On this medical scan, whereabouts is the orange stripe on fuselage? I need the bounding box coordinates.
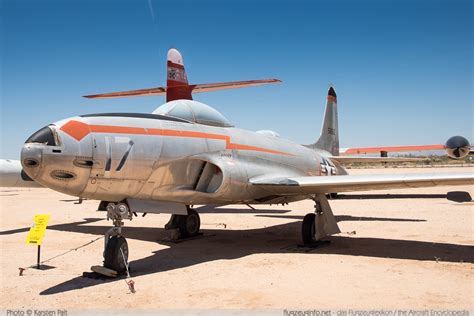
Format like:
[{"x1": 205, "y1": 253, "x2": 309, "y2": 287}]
[
  {"x1": 90, "y1": 125, "x2": 147, "y2": 135},
  {"x1": 61, "y1": 120, "x2": 293, "y2": 156}
]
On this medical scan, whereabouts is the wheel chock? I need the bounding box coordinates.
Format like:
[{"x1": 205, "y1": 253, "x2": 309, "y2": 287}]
[{"x1": 91, "y1": 265, "x2": 118, "y2": 278}]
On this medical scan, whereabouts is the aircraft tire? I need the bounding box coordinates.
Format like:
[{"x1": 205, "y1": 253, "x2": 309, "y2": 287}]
[
  {"x1": 104, "y1": 236, "x2": 129, "y2": 274},
  {"x1": 179, "y1": 209, "x2": 201, "y2": 237},
  {"x1": 302, "y1": 213, "x2": 316, "y2": 245}
]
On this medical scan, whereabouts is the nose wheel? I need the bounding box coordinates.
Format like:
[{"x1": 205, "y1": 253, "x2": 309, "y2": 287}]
[
  {"x1": 102, "y1": 202, "x2": 133, "y2": 274},
  {"x1": 104, "y1": 235, "x2": 129, "y2": 273}
]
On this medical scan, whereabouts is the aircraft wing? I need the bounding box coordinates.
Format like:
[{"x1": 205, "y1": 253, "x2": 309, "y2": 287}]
[
  {"x1": 0, "y1": 159, "x2": 42, "y2": 188},
  {"x1": 340, "y1": 144, "x2": 445, "y2": 155},
  {"x1": 83, "y1": 79, "x2": 281, "y2": 99},
  {"x1": 330, "y1": 156, "x2": 425, "y2": 164},
  {"x1": 250, "y1": 172, "x2": 474, "y2": 194}
]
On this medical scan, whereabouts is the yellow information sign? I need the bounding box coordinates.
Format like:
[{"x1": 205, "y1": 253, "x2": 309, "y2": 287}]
[{"x1": 26, "y1": 214, "x2": 50, "y2": 245}]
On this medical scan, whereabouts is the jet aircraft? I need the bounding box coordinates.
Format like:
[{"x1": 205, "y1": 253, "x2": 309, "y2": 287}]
[{"x1": 20, "y1": 48, "x2": 473, "y2": 273}]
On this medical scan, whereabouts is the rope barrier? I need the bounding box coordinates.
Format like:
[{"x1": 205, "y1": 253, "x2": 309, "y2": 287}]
[{"x1": 19, "y1": 236, "x2": 103, "y2": 275}]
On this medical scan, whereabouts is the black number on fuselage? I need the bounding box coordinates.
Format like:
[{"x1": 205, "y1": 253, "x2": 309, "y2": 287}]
[{"x1": 116, "y1": 140, "x2": 134, "y2": 171}]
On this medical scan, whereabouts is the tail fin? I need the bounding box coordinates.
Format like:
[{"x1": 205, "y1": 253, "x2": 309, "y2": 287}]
[
  {"x1": 166, "y1": 48, "x2": 193, "y2": 102},
  {"x1": 308, "y1": 86, "x2": 339, "y2": 156}
]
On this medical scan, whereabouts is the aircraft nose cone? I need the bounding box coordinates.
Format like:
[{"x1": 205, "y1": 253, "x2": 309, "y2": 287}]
[
  {"x1": 19, "y1": 120, "x2": 94, "y2": 196},
  {"x1": 21, "y1": 145, "x2": 43, "y2": 180}
]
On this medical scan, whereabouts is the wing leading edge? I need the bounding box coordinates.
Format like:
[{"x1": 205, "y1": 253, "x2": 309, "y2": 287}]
[
  {"x1": 83, "y1": 79, "x2": 281, "y2": 99},
  {"x1": 250, "y1": 172, "x2": 474, "y2": 194},
  {"x1": 340, "y1": 144, "x2": 445, "y2": 155},
  {"x1": 330, "y1": 156, "x2": 425, "y2": 164}
]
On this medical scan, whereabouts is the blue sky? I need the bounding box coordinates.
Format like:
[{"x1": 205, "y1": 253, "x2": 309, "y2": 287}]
[{"x1": 1, "y1": 0, "x2": 472, "y2": 159}]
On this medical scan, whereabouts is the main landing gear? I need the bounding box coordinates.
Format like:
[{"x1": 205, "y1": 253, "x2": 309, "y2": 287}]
[
  {"x1": 103, "y1": 202, "x2": 133, "y2": 274},
  {"x1": 301, "y1": 194, "x2": 341, "y2": 245},
  {"x1": 302, "y1": 213, "x2": 317, "y2": 244},
  {"x1": 164, "y1": 206, "x2": 201, "y2": 239}
]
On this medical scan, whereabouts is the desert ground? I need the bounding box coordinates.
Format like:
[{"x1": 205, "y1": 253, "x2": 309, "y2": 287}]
[{"x1": 0, "y1": 167, "x2": 473, "y2": 311}]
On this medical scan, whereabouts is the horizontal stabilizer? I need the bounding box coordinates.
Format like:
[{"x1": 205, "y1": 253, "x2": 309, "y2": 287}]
[
  {"x1": 190, "y1": 79, "x2": 282, "y2": 93},
  {"x1": 83, "y1": 79, "x2": 281, "y2": 99},
  {"x1": 84, "y1": 87, "x2": 166, "y2": 99}
]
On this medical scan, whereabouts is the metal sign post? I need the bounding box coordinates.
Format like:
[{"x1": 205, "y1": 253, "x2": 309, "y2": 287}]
[{"x1": 37, "y1": 245, "x2": 41, "y2": 269}]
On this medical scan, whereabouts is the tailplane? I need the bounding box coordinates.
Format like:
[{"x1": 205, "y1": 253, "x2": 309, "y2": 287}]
[
  {"x1": 308, "y1": 86, "x2": 340, "y2": 156},
  {"x1": 83, "y1": 48, "x2": 281, "y2": 101}
]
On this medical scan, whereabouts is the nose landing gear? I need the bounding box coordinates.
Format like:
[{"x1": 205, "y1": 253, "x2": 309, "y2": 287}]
[
  {"x1": 103, "y1": 202, "x2": 133, "y2": 274},
  {"x1": 104, "y1": 235, "x2": 129, "y2": 273}
]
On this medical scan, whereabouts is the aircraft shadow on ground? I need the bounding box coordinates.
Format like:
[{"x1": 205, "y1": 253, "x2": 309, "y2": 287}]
[
  {"x1": 256, "y1": 214, "x2": 427, "y2": 222},
  {"x1": 335, "y1": 191, "x2": 472, "y2": 203},
  {"x1": 196, "y1": 205, "x2": 291, "y2": 214},
  {"x1": 27, "y1": 210, "x2": 473, "y2": 296}
]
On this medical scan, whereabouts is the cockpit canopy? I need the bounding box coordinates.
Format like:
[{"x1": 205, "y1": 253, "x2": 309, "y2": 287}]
[
  {"x1": 152, "y1": 100, "x2": 233, "y2": 127},
  {"x1": 25, "y1": 125, "x2": 60, "y2": 146}
]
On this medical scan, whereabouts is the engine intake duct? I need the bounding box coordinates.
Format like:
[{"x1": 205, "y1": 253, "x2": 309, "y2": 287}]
[{"x1": 193, "y1": 161, "x2": 223, "y2": 193}]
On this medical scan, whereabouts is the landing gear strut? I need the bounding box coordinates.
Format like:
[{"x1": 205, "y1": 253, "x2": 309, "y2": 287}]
[
  {"x1": 103, "y1": 202, "x2": 132, "y2": 274},
  {"x1": 301, "y1": 194, "x2": 341, "y2": 245},
  {"x1": 165, "y1": 206, "x2": 201, "y2": 239}
]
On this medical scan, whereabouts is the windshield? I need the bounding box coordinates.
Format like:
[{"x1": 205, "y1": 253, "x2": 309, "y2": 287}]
[{"x1": 25, "y1": 126, "x2": 57, "y2": 146}]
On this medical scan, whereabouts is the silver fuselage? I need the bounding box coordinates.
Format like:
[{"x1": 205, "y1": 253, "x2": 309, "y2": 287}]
[{"x1": 21, "y1": 113, "x2": 342, "y2": 205}]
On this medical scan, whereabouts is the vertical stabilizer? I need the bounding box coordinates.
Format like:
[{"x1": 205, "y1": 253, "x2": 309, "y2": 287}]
[
  {"x1": 308, "y1": 86, "x2": 339, "y2": 156},
  {"x1": 166, "y1": 48, "x2": 193, "y2": 102}
]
